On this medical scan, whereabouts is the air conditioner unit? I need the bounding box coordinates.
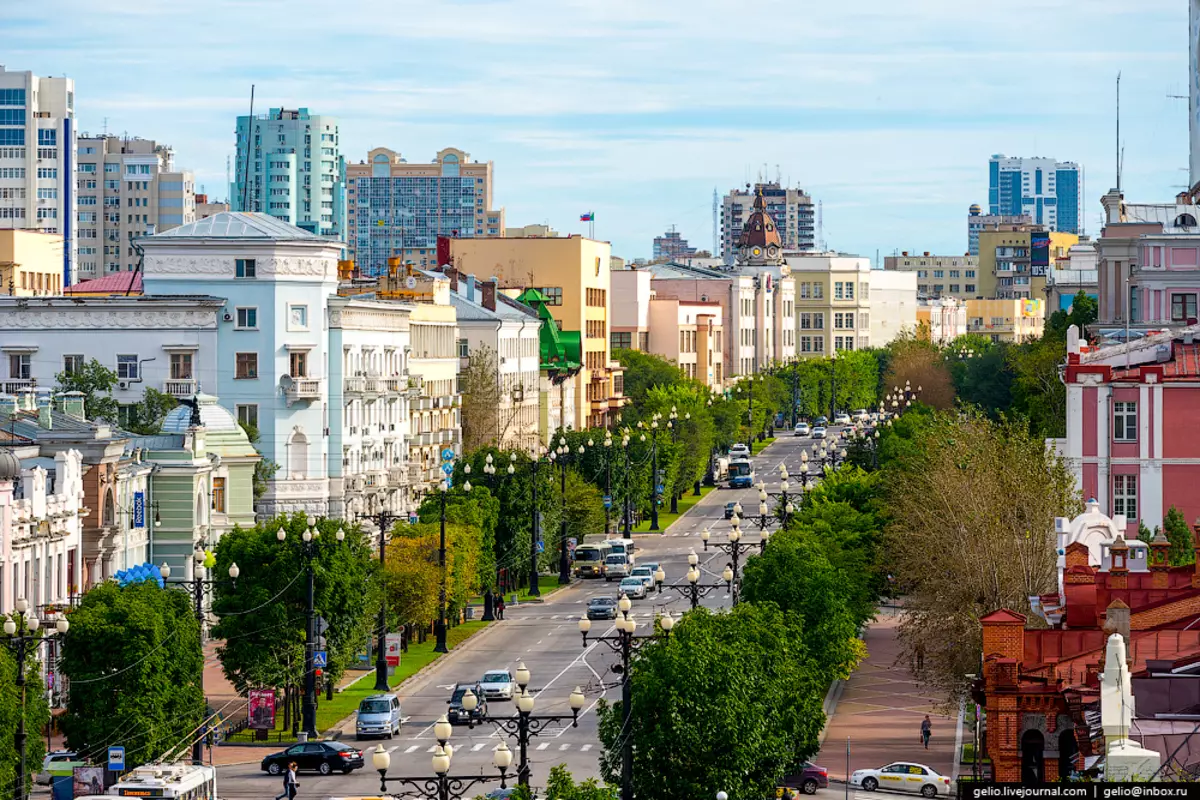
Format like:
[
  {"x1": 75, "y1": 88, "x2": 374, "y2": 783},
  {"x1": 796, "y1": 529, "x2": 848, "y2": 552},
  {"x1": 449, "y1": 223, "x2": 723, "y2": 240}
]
[
  {"x1": 118, "y1": 381, "x2": 127, "y2": 390},
  {"x1": 223, "y1": 313, "x2": 233, "y2": 322}
]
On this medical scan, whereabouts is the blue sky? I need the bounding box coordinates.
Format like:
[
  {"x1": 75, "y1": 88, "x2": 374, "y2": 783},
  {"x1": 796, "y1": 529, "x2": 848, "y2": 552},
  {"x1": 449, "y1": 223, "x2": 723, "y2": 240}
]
[{"x1": 1, "y1": 0, "x2": 1189, "y2": 261}]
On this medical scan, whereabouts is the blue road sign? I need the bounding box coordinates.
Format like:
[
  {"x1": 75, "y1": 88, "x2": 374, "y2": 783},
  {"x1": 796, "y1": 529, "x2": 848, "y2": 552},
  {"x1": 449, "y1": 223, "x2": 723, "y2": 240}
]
[
  {"x1": 602, "y1": 494, "x2": 612, "y2": 509},
  {"x1": 441, "y1": 462, "x2": 454, "y2": 476},
  {"x1": 107, "y1": 747, "x2": 125, "y2": 771},
  {"x1": 536, "y1": 540, "x2": 545, "y2": 553},
  {"x1": 313, "y1": 651, "x2": 328, "y2": 668},
  {"x1": 440, "y1": 448, "x2": 455, "y2": 462}
]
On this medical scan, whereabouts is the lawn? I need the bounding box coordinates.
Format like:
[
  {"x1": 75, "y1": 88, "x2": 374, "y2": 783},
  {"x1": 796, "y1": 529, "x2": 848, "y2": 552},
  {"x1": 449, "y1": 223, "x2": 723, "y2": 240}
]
[
  {"x1": 223, "y1": 621, "x2": 490, "y2": 743},
  {"x1": 749, "y1": 436, "x2": 776, "y2": 455},
  {"x1": 473, "y1": 575, "x2": 566, "y2": 606},
  {"x1": 633, "y1": 485, "x2": 716, "y2": 533}
]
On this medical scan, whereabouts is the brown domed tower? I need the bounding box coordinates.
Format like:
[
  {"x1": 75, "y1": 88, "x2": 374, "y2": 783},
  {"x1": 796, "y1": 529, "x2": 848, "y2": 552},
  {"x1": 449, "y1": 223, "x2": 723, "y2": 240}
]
[{"x1": 736, "y1": 188, "x2": 784, "y2": 266}]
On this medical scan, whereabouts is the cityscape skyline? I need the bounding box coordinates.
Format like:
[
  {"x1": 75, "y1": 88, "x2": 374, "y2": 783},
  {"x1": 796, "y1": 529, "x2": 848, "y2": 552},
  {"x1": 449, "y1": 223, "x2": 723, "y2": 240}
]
[{"x1": 0, "y1": 0, "x2": 1188, "y2": 261}]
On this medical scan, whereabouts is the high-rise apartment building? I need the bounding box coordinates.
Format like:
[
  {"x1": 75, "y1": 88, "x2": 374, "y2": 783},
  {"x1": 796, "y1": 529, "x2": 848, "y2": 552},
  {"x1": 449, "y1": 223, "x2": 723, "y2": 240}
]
[
  {"x1": 988, "y1": 155, "x2": 1080, "y2": 234},
  {"x1": 968, "y1": 204, "x2": 1031, "y2": 255},
  {"x1": 884, "y1": 251, "x2": 980, "y2": 298},
  {"x1": 0, "y1": 67, "x2": 76, "y2": 285},
  {"x1": 652, "y1": 226, "x2": 697, "y2": 260},
  {"x1": 75, "y1": 135, "x2": 195, "y2": 279},
  {"x1": 347, "y1": 148, "x2": 504, "y2": 275},
  {"x1": 231, "y1": 108, "x2": 346, "y2": 239},
  {"x1": 720, "y1": 182, "x2": 814, "y2": 261}
]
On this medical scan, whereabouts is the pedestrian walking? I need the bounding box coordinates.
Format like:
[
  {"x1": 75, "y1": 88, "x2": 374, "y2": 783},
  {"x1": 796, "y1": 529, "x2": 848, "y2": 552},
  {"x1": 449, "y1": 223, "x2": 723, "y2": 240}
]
[
  {"x1": 496, "y1": 596, "x2": 505, "y2": 620},
  {"x1": 921, "y1": 716, "x2": 932, "y2": 749},
  {"x1": 275, "y1": 762, "x2": 298, "y2": 800}
]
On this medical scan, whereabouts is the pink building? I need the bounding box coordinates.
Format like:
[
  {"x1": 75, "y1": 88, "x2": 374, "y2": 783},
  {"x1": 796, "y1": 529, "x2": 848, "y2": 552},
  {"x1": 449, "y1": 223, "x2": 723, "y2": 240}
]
[{"x1": 1062, "y1": 325, "x2": 1200, "y2": 534}]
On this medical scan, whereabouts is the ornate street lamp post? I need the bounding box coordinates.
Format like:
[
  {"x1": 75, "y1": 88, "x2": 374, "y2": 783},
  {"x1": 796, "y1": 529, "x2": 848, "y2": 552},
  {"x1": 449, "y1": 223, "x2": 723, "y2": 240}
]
[
  {"x1": 662, "y1": 549, "x2": 725, "y2": 610},
  {"x1": 3, "y1": 600, "x2": 69, "y2": 800},
  {"x1": 371, "y1": 720, "x2": 512, "y2": 800}
]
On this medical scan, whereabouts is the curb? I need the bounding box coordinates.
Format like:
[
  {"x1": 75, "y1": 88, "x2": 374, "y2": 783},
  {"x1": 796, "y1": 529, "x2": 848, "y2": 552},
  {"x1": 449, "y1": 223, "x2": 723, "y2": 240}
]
[{"x1": 817, "y1": 678, "x2": 846, "y2": 746}]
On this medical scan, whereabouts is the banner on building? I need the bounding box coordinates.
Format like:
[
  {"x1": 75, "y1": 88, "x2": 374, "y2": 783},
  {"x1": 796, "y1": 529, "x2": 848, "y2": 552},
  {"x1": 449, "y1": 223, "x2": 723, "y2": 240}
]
[
  {"x1": 132, "y1": 492, "x2": 145, "y2": 528},
  {"x1": 248, "y1": 689, "x2": 276, "y2": 730},
  {"x1": 1030, "y1": 231, "x2": 1050, "y2": 276}
]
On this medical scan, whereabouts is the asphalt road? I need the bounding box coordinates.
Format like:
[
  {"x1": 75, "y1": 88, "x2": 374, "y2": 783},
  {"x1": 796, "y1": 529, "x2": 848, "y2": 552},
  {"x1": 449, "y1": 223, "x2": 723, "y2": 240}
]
[{"x1": 216, "y1": 430, "x2": 846, "y2": 799}]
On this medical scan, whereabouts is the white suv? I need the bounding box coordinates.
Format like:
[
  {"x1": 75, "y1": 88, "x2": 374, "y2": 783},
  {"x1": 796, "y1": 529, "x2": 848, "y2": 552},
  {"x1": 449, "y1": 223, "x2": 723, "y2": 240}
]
[{"x1": 604, "y1": 554, "x2": 630, "y2": 581}]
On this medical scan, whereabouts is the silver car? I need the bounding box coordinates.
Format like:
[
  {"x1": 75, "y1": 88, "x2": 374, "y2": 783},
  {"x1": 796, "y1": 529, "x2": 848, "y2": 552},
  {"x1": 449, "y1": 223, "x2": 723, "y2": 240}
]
[
  {"x1": 479, "y1": 669, "x2": 515, "y2": 701},
  {"x1": 619, "y1": 576, "x2": 647, "y2": 599}
]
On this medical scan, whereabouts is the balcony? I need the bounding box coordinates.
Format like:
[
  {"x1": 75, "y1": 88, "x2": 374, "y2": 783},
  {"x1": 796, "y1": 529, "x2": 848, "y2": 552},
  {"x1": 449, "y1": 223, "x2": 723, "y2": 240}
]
[
  {"x1": 364, "y1": 378, "x2": 385, "y2": 394},
  {"x1": 345, "y1": 376, "x2": 365, "y2": 394},
  {"x1": 385, "y1": 378, "x2": 404, "y2": 393},
  {"x1": 2, "y1": 379, "x2": 34, "y2": 394},
  {"x1": 163, "y1": 379, "x2": 197, "y2": 399},
  {"x1": 389, "y1": 467, "x2": 408, "y2": 486},
  {"x1": 285, "y1": 377, "x2": 322, "y2": 405}
]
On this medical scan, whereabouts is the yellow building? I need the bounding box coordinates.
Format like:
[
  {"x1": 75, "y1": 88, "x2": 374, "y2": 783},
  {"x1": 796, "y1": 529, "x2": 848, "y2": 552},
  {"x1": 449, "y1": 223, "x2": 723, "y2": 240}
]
[
  {"x1": 964, "y1": 298, "x2": 1045, "y2": 343},
  {"x1": 408, "y1": 285, "x2": 461, "y2": 497},
  {"x1": 976, "y1": 225, "x2": 1077, "y2": 300},
  {"x1": 448, "y1": 236, "x2": 624, "y2": 429},
  {"x1": 0, "y1": 230, "x2": 64, "y2": 295}
]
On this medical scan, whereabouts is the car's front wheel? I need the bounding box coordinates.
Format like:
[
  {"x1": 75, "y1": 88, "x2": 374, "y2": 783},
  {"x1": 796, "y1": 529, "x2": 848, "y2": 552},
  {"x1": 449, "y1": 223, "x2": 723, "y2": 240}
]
[
  {"x1": 319, "y1": 762, "x2": 332, "y2": 776},
  {"x1": 267, "y1": 763, "x2": 282, "y2": 776},
  {"x1": 802, "y1": 779, "x2": 818, "y2": 795},
  {"x1": 920, "y1": 785, "x2": 937, "y2": 798},
  {"x1": 862, "y1": 778, "x2": 878, "y2": 792}
]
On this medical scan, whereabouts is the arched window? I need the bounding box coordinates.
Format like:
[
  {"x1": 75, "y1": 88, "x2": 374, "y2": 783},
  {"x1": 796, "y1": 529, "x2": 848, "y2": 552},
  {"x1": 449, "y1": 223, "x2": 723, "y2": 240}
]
[
  {"x1": 1176, "y1": 213, "x2": 1197, "y2": 229},
  {"x1": 372, "y1": 153, "x2": 390, "y2": 179},
  {"x1": 102, "y1": 488, "x2": 115, "y2": 528},
  {"x1": 289, "y1": 430, "x2": 309, "y2": 479},
  {"x1": 441, "y1": 153, "x2": 460, "y2": 178}
]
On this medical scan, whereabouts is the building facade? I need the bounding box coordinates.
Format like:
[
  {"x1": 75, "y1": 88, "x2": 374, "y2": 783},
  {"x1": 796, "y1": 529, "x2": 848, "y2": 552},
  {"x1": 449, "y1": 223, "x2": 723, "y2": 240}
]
[
  {"x1": 231, "y1": 108, "x2": 347, "y2": 239},
  {"x1": 347, "y1": 148, "x2": 503, "y2": 274},
  {"x1": 720, "y1": 182, "x2": 815, "y2": 261},
  {"x1": 652, "y1": 227, "x2": 697, "y2": 261},
  {"x1": 964, "y1": 298, "x2": 1045, "y2": 343},
  {"x1": 988, "y1": 155, "x2": 1081, "y2": 234},
  {"x1": 968, "y1": 204, "x2": 1031, "y2": 256},
  {"x1": 788, "y1": 254, "x2": 873, "y2": 355},
  {"x1": 0, "y1": 66, "x2": 76, "y2": 285},
  {"x1": 408, "y1": 295, "x2": 461, "y2": 497},
  {"x1": 868, "y1": 269, "x2": 918, "y2": 345},
  {"x1": 0, "y1": 230, "x2": 64, "y2": 295},
  {"x1": 1048, "y1": 240, "x2": 1098, "y2": 313},
  {"x1": 76, "y1": 135, "x2": 195, "y2": 279},
  {"x1": 916, "y1": 298, "x2": 967, "y2": 345},
  {"x1": 195, "y1": 194, "x2": 229, "y2": 220},
  {"x1": 977, "y1": 225, "x2": 1078, "y2": 300},
  {"x1": 884, "y1": 251, "x2": 980, "y2": 299}
]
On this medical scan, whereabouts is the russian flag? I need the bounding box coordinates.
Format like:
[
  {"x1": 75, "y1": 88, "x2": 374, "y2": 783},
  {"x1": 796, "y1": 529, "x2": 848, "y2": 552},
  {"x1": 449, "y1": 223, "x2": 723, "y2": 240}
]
[{"x1": 580, "y1": 212, "x2": 594, "y2": 222}]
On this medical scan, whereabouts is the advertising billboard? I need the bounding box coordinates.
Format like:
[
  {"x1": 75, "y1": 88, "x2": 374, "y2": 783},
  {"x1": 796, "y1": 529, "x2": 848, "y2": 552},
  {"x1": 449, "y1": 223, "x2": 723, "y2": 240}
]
[
  {"x1": 74, "y1": 766, "x2": 106, "y2": 797},
  {"x1": 1030, "y1": 231, "x2": 1050, "y2": 277},
  {"x1": 248, "y1": 689, "x2": 276, "y2": 730}
]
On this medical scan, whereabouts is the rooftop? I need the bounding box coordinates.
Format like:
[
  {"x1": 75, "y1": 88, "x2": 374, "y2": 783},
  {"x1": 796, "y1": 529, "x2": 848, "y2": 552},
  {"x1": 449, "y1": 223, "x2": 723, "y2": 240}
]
[
  {"x1": 150, "y1": 211, "x2": 323, "y2": 242},
  {"x1": 64, "y1": 271, "x2": 143, "y2": 295}
]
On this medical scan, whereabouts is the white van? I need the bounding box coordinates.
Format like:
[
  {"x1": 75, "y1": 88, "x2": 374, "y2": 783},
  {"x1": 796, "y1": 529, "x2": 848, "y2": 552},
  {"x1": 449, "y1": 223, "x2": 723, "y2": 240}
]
[
  {"x1": 604, "y1": 553, "x2": 631, "y2": 581},
  {"x1": 605, "y1": 538, "x2": 636, "y2": 565}
]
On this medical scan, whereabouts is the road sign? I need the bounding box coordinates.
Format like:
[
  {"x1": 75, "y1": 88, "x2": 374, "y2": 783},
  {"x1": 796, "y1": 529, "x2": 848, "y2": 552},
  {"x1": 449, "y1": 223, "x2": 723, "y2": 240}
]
[
  {"x1": 107, "y1": 747, "x2": 124, "y2": 771},
  {"x1": 315, "y1": 616, "x2": 329, "y2": 635},
  {"x1": 536, "y1": 540, "x2": 545, "y2": 553},
  {"x1": 602, "y1": 494, "x2": 612, "y2": 509},
  {"x1": 441, "y1": 462, "x2": 454, "y2": 476},
  {"x1": 568, "y1": 537, "x2": 577, "y2": 551},
  {"x1": 385, "y1": 633, "x2": 403, "y2": 667},
  {"x1": 408, "y1": 512, "x2": 419, "y2": 524},
  {"x1": 440, "y1": 448, "x2": 455, "y2": 462},
  {"x1": 313, "y1": 651, "x2": 328, "y2": 668}
]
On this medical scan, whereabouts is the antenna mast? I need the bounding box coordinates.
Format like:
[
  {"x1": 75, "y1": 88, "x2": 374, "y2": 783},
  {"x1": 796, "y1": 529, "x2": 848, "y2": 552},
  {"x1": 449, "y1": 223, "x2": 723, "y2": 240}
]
[{"x1": 1116, "y1": 71, "x2": 1122, "y2": 193}]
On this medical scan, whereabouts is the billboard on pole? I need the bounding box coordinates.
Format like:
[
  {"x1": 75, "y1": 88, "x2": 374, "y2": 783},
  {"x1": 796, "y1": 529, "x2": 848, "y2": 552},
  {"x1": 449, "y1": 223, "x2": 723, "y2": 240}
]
[{"x1": 248, "y1": 689, "x2": 276, "y2": 730}]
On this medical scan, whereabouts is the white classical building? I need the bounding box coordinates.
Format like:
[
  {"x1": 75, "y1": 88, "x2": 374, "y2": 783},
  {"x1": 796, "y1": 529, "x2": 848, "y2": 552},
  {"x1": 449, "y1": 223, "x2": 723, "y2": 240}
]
[{"x1": 0, "y1": 447, "x2": 84, "y2": 615}]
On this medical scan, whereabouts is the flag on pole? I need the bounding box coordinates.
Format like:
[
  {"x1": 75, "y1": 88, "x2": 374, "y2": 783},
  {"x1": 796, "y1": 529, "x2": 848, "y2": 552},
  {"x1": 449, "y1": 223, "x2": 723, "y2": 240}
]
[{"x1": 579, "y1": 212, "x2": 594, "y2": 222}]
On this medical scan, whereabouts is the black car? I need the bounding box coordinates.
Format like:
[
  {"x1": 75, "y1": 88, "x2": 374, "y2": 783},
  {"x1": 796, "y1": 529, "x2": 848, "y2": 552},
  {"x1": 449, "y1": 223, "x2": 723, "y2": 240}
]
[
  {"x1": 261, "y1": 741, "x2": 364, "y2": 776},
  {"x1": 587, "y1": 596, "x2": 619, "y2": 620},
  {"x1": 448, "y1": 682, "x2": 487, "y2": 725},
  {"x1": 724, "y1": 502, "x2": 738, "y2": 519}
]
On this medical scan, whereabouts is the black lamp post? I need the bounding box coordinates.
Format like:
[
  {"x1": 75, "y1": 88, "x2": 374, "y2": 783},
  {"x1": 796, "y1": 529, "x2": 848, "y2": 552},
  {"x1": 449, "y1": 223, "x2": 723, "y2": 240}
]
[
  {"x1": 619, "y1": 429, "x2": 634, "y2": 537},
  {"x1": 462, "y1": 662, "x2": 586, "y2": 788},
  {"x1": 549, "y1": 435, "x2": 585, "y2": 584},
  {"x1": 365, "y1": 509, "x2": 400, "y2": 691},
  {"x1": 829, "y1": 350, "x2": 839, "y2": 420},
  {"x1": 747, "y1": 466, "x2": 798, "y2": 534},
  {"x1": 667, "y1": 407, "x2": 682, "y2": 513},
  {"x1": 370, "y1": 719, "x2": 512, "y2": 800},
  {"x1": 636, "y1": 413, "x2": 663, "y2": 531},
  {"x1": 276, "y1": 517, "x2": 346, "y2": 739},
  {"x1": 699, "y1": 517, "x2": 763, "y2": 606},
  {"x1": 527, "y1": 445, "x2": 551, "y2": 598},
  {"x1": 578, "y1": 598, "x2": 675, "y2": 800},
  {"x1": 3, "y1": 600, "x2": 69, "y2": 800},
  {"x1": 662, "y1": 550, "x2": 725, "y2": 610},
  {"x1": 161, "y1": 551, "x2": 240, "y2": 761},
  {"x1": 477, "y1": 452, "x2": 516, "y2": 620}
]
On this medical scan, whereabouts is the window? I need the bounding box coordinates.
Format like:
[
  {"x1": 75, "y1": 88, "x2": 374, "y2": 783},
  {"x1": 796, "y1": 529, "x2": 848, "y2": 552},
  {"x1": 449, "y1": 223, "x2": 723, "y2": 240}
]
[
  {"x1": 236, "y1": 307, "x2": 257, "y2": 329},
  {"x1": 458, "y1": 339, "x2": 469, "y2": 358},
  {"x1": 235, "y1": 353, "x2": 258, "y2": 379},
  {"x1": 37, "y1": 129, "x2": 57, "y2": 147},
  {"x1": 8, "y1": 353, "x2": 30, "y2": 379},
  {"x1": 1171, "y1": 293, "x2": 1197, "y2": 322},
  {"x1": 289, "y1": 351, "x2": 307, "y2": 378},
  {"x1": 611, "y1": 331, "x2": 632, "y2": 350},
  {"x1": 116, "y1": 355, "x2": 139, "y2": 380},
  {"x1": 535, "y1": 287, "x2": 562, "y2": 306},
  {"x1": 211, "y1": 477, "x2": 227, "y2": 513},
  {"x1": 288, "y1": 305, "x2": 308, "y2": 330},
  {"x1": 1114, "y1": 401, "x2": 1137, "y2": 441},
  {"x1": 169, "y1": 353, "x2": 193, "y2": 380},
  {"x1": 236, "y1": 404, "x2": 258, "y2": 430},
  {"x1": 1113, "y1": 474, "x2": 1137, "y2": 519},
  {"x1": 235, "y1": 258, "x2": 256, "y2": 278},
  {"x1": 63, "y1": 355, "x2": 84, "y2": 375}
]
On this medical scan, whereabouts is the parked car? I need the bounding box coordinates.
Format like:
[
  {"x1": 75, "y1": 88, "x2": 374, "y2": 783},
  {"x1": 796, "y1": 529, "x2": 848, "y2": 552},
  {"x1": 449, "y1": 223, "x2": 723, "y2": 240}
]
[
  {"x1": 630, "y1": 564, "x2": 656, "y2": 590},
  {"x1": 814, "y1": 416, "x2": 828, "y2": 426},
  {"x1": 587, "y1": 596, "x2": 619, "y2": 620},
  {"x1": 779, "y1": 762, "x2": 830, "y2": 795},
  {"x1": 37, "y1": 751, "x2": 80, "y2": 785},
  {"x1": 447, "y1": 682, "x2": 487, "y2": 725},
  {"x1": 724, "y1": 501, "x2": 738, "y2": 519},
  {"x1": 833, "y1": 412, "x2": 852, "y2": 426},
  {"x1": 793, "y1": 423, "x2": 810, "y2": 437},
  {"x1": 619, "y1": 576, "x2": 647, "y2": 599},
  {"x1": 811, "y1": 426, "x2": 827, "y2": 439},
  {"x1": 850, "y1": 762, "x2": 952, "y2": 797},
  {"x1": 729, "y1": 443, "x2": 751, "y2": 459},
  {"x1": 479, "y1": 668, "x2": 516, "y2": 700},
  {"x1": 262, "y1": 741, "x2": 365, "y2": 775},
  {"x1": 355, "y1": 693, "x2": 402, "y2": 739},
  {"x1": 604, "y1": 553, "x2": 630, "y2": 581}
]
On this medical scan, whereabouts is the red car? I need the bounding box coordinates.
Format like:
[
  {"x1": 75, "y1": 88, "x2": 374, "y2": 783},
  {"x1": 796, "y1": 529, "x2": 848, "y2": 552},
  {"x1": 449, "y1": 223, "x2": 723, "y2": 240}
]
[{"x1": 777, "y1": 762, "x2": 829, "y2": 796}]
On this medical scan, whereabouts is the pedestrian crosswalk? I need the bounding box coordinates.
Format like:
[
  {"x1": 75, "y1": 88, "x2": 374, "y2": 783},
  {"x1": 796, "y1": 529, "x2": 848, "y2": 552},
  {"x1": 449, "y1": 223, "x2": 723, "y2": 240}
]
[{"x1": 391, "y1": 740, "x2": 601, "y2": 755}]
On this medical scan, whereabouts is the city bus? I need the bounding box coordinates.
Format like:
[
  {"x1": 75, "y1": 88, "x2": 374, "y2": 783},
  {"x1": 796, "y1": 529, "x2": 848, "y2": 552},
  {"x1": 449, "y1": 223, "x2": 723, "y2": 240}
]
[
  {"x1": 573, "y1": 541, "x2": 612, "y2": 578},
  {"x1": 728, "y1": 459, "x2": 754, "y2": 489},
  {"x1": 78, "y1": 763, "x2": 217, "y2": 800}
]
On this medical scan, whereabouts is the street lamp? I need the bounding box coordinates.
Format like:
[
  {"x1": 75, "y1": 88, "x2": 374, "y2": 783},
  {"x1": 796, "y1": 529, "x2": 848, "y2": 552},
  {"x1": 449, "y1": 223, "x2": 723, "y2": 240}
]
[
  {"x1": 829, "y1": 349, "x2": 839, "y2": 420},
  {"x1": 3, "y1": 599, "x2": 69, "y2": 800},
  {"x1": 524, "y1": 445, "x2": 552, "y2": 598},
  {"x1": 372, "y1": 731, "x2": 511, "y2": 800},
  {"x1": 463, "y1": 661, "x2": 586, "y2": 788},
  {"x1": 161, "y1": 551, "x2": 240, "y2": 761},
  {"x1": 364, "y1": 508, "x2": 402, "y2": 690},
  {"x1": 662, "y1": 549, "x2": 725, "y2": 610},
  {"x1": 700, "y1": 517, "x2": 760, "y2": 605},
  {"x1": 277, "y1": 517, "x2": 346, "y2": 739},
  {"x1": 579, "y1": 600, "x2": 675, "y2": 800},
  {"x1": 549, "y1": 435, "x2": 584, "y2": 584},
  {"x1": 643, "y1": 413, "x2": 663, "y2": 531}
]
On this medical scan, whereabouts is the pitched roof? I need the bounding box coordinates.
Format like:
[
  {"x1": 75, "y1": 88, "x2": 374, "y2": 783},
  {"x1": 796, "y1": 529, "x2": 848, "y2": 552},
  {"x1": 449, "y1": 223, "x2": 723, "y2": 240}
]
[
  {"x1": 151, "y1": 211, "x2": 323, "y2": 241},
  {"x1": 64, "y1": 271, "x2": 143, "y2": 295},
  {"x1": 980, "y1": 608, "x2": 1028, "y2": 624}
]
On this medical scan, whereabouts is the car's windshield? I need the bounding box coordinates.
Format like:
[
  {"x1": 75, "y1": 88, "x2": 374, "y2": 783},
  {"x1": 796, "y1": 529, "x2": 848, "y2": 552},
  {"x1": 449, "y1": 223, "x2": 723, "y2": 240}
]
[
  {"x1": 451, "y1": 688, "x2": 467, "y2": 702},
  {"x1": 483, "y1": 671, "x2": 510, "y2": 683},
  {"x1": 632, "y1": 566, "x2": 651, "y2": 574},
  {"x1": 606, "y1": 555, "x2": 625, "y2": 563},
  {"x1": 575, "y1": 546, "x2": 603, "y2": 561},
  {"x1": 590, "y1": 597, "x2": 615, "y2": 606},
  {"x1": 360, "y1": 700, "x2": 390, "y2": 714},
  {"x1": 621, "y1": 579, "x2": 640, "y2": 586}
]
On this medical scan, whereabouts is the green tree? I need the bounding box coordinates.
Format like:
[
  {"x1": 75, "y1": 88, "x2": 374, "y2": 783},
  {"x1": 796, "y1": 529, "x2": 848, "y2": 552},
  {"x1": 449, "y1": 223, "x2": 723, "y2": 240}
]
[
  {"x1": 1008, "y1": 337, "x2": 1067, "y2": 439},
  {"x1": 1067, "y1": 291, "x2": 1098, "y2": 331},
  {"x1": 211, "y1": 514, "x2": 376, "y2": 696},
  {"x1": 459, "y1": 344, "x2": 503, "y2": 451},
  {"x1": 1163, "y1": 506, "x2": 1195, "y2": 566},
  {"x1": 123, "y1": 387, "x2": 179, "y2": 435},
  {"x1": 563, "y1": 470, "x2": 606, "y2": 545},
  {"x1": 948, "y1": 344, "x2": 1014, "y2": 417},
  {"x1": 0, "y1": 641, "x2": 50, "y2": 798},
  {"x1": 741, "y1": 529, "x2": 867, "y2": 681},
  {"x1": 544, "y1": 764, "x2": 617, "y2": 800},
  {"x1": 596, "y1": 605, "x2": 827, "y2": 800},
  {"x1": 238, "y1": 422, "x2": 280, "y2": 503},
  {"x1": 55, "y1": 358, "x2": 119, "y2": 422},
  {"x1": 61, "y1": 580, "x2": 204, "y2": 765},
  {"x1": 612, "y1": 348, "x2": 689, "y2": 408}
]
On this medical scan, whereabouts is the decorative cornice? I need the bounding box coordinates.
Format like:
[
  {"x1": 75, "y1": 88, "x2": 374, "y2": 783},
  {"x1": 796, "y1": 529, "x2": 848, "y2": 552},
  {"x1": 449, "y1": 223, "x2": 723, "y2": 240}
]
[
  {"x1": 146, "y1": 254, "x2": 337, "y2": 280},
  {"x1": 331, "y1": 307, "x2": 412, "y2": 332},
  {"x1": 0, "y1": 308, "x2": 218, "y2": 330}
]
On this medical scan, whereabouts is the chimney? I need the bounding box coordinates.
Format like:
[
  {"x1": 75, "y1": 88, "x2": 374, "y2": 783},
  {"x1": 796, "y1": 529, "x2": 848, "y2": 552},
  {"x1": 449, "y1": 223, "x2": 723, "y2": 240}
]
[
  {"x1": 1103, "y1": 598, "x2": 1131, "y2": 659},
  {"x1": 465, "y1": 274, "x2": 476, "y2": 302},
  {"x1": 1150, "y1": 528, "x2": 1171, "y2": 589},
  {"x1": 482, "y1": 279, "x2": 497, "y2": 312},
  {"x1": 445, "y1": 266, "x2": 459, "y2": 293},
  {"x1": 55, "y1": 391, "x2": 86, "y2": 421},
  {"x1": 36, "y1": 395, "x2": 52, "y2": 430},
  {"x1": 1064, "y1": 541, "x2": 1091, "y2": 570},
  {"x1": 981, "y1": 609, "x2": 1026, "y2": 661}
]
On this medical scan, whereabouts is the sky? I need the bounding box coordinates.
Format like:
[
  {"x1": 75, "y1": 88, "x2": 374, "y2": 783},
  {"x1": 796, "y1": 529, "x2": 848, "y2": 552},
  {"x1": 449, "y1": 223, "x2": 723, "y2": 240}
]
[{"x1": 1, "y1": 0, "x2": 1190, "y2": 262}]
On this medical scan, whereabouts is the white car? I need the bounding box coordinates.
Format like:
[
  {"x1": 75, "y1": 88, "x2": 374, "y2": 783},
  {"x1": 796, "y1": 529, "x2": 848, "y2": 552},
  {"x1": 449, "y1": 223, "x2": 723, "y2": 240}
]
[
  {"x1": 479, "y1": 669, "x2": 516, "y2": 701},
  {"x1": 630, "y1": 565, "x2": 656, "y2": 590},
  {"x1": 810, "y1": 427, "x2": 827, "y2": 439},
  {"x1": 793, "y1": 423, "x2": 810, "y2": 437},
  {"x1": 850, "y1": 762, "x2": 952, "y2": 797},
  {"x1": 619, "y1": 576, "x2": 647, "y2": 599},
  {"x1": 833, "y1": 412, "x2": 852, "y2": 426},
  {"x1": 729, "y1": 443, "x2": 751, "y2": 459}
]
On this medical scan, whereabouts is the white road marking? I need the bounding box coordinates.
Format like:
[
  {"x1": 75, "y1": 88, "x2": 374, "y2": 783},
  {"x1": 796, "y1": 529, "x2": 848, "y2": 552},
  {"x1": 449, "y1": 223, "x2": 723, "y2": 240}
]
[
  {"x1": 387, "y1": 746, "x2": 399, "y2": 753},
  {"x1": 551, "y1": 615, "x2": 560, "y2": 619},
  {"x1": 559, "y1": 743, "x2": 570, "y2": 751},
  {"x1": 427, "y1": 746, "x2": 437, "y2": 753},
  {"x1": 581, "y1": 744, "x2": 592, "y2": 752},
  {"x1": 405, "y1": 745, "x2": 419, "y2": 754},
  {"x1": 472, "y1": 742, "x2": 486, "y2": 752},
  {"x1": 536, "y1": 743, "x2": 550, "y2": 751}
]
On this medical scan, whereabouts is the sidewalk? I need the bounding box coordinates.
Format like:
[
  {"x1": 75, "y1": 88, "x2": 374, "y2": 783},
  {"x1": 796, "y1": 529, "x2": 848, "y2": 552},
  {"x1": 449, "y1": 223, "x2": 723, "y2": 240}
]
[{"x1": 816, "y1": 608, "x2": 957, "y2": 782}]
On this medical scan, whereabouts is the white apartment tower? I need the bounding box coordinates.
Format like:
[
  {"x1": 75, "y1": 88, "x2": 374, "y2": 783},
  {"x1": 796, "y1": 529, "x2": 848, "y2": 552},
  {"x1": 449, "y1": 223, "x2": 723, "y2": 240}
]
[
  {"x1": 76, "y1": 136, "x2": 196, "y2": 279},
  {"x1": 0, "y1": 67, "x2": 76, "y2": 285}
]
